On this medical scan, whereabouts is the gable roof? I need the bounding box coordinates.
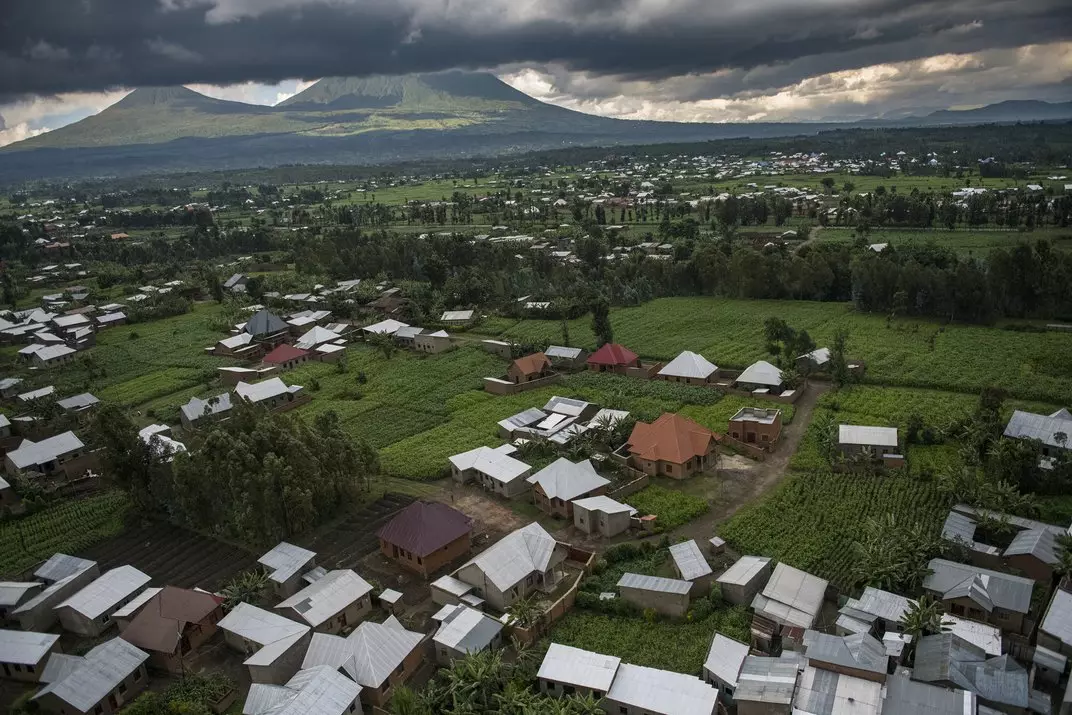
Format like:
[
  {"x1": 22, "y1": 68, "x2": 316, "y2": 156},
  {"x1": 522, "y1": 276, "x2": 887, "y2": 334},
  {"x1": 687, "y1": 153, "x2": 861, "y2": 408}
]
[
  {"x1": 538, "y1": 643, "x2": 621, "y2": 692},
  {"x1": 276, "y1": 570, "x2": 373, "y2": 629},
  {"x1": 180, "y1": 392, "x2": 232, "y2": 422},
  {"x1": 669, "y1": 540, "x2": 713, "y2": 581},
  {"x1": 617, "y1": 572, "x2": 692, "y2": 595},
  {"x1": 913, "y1": 634, "x2": 1028, "y2": 708},
  {"x1": 244, "y1": 309, "x2": 287, "y2": 337},
  {"x1": 571, "y1": 495, "x2": 636, "y2": 515},
  {"x1": 545, "y1": 345, "x2": 585, "y2": 360},
  {"x1": 6, "y1": 431, "x2": 84, "y2": 470},
  {"x1": 433, "y1": 604, "x2": 503, "y2": 654},
  {"x1": 361, "y1": 319, "x2": 409, "y2": 335},
  {"x1": 736, "y1": 360, "x2": 784, "y2": 387},
  {"x1": 120, "y1": 587, "x2": 223, "y2": 655},
  {"x1": 302, "y1": 617, "x2": 423, "y2": 689},
  {"x1": 839, "y1": 424, "x2": 899, "y2": 448},
  {"x1": 606, "y1": 662, "x2": 720, "y2": 715},
  {"x1": 376, "y1": 501, "x2": 473, "y2": 557},
  {"x1": 799, "y1": 347, "x2": 832, "y2": 365},
  {"x1": 56, "y1": 565, "x2": 150, "y2": 619},
  {"x1": 923, "y1": 559, "x2": 1033, "y2": 614},
  {"x1": 0, "y1": 629, "x2": 59, "y2": 665},
  {"x1": 56, "y1": 392, "x2": 99, "y2": 411},
  {"x1": 1004, "y1": 409, "x2": 1072, "y2": 449},
  {"x1": 217, "y1": 603, "x2": 309, "y2": 667},
  {"x1": 295, "y1": 326, "x2": 342, "y2": 350},
  {"x1": 1040, "y1": 588, "x2": 1072, "y2": 648},
  {"x1": 717, "y1": 556, "x2": 772, "y2": 587},
  {"x1": 802, "y1": 630, "x2": 887, "y2": 675},
  {"x1": 526, "y1": 458, "x2": 609, "y2": 501},
  {"x1": 33, "y1": 638, "x2": 148, "y2": 712},
  {"x1": 263, "y1": 344, "x2": 311, "y2": 364},
  {"x1": 244, "y1": 666, "x2": 362, "y2": 715},
  {"x1": 236, "y1": 378, "x2": 301, "y2": 404},
  {"x1": 627, "y1": 413, "x2": 717, "y2": 464},
  {"x1": 448, "y1": 445, "x2": 531, "y2": 484},
  {"x1": 587, "y1": 343, "x2": 638, "y2": 367},
  {"x1": 511, "y1": 352, "x2": 551, "y2": 377},
  {"x1": 751, "y1": 562, "x2": 828, "y2": 629},
  {"x1": 258, "y1": 542, "x2": 317, "y2": 584},
  {"x1": 704, "y1": 633, "x2": 749, "y2": 688},
  {"x1": 658, "y1": 351, "x2": 718, "y2": 379},
  {"x1": 461, "y1": 522, "x2": 559, "y2": 592}
]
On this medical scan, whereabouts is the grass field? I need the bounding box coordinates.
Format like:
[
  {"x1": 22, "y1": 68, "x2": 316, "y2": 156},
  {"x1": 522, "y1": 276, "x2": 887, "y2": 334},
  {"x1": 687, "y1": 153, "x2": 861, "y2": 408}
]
[{"x1": 816, "y1": 227, "x2": 1072, "y2": 256}]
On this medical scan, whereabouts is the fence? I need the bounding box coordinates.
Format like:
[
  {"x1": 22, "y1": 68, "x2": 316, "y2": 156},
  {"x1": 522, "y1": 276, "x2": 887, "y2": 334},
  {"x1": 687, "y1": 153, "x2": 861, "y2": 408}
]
[
  {"x1": 482, "y1": 372, "x2": 562, "y2": 395},
  {"x1": 719, "y1": 435, "x2": 768, "y2": 461},
  {"x1": 510, "y1": 548, "x2": 596, "y2": 644},
  {"x1": 608, "y1": 471, "x2": 650, "y2": 500}
]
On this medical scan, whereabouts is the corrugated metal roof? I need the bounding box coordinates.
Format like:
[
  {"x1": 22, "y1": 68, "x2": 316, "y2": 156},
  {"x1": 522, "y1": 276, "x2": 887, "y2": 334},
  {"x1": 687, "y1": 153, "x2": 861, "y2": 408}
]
[
  {"x1": 1041, "y1": 588, "x2": 1072, "y2": 647},
  {"x1": 735, "y1": 360, "x2": 783, "y2": 387},
  {"x1": 617, "y1": 572, "x2": 692, "y2": 595},
  {"x1": 450, "y1": 445, "x2": 531, "y2": 484},
  {"x1": 295, "y1": 326, "x2": 342, "y2": 349},
  {"x1": 236, "y1": 378, "x2": 301, "y2": 404},
  {"x1": 882, "y1": 669, "x2": 975, "y2": 715},
  {"x1": 527, "y1": 457, "x2": 609, "y2": 501},
  {"x1": 793, "y1": 664, "x2": 883, "y2": 715},
  {"x1": 840, "y1": 586, "x2": 911, "y2": 625},
  {"x1": 258, "y1": 542, "x2": 317, "y2": 584},
  {"x1": 361, "y1": 319, "x2": 409, "y2": 335},
  {"x1": 7, "y1": 431, "x2": 84, "y2": 470},
  {"x1": 733, "y1": 654, "x2": 802, "y2": 705},
  {"x1": 112, "y1": 586, "x2": 162, "y2": 620},
  {"x1": 703, "y1": 633, "x2": 749, "y2": 687},
  {"x1": 669, "y1": 540, "x2": 713, "y2": 582},
  {"x1": 752, "y1": 562, "x2": 827, "y2": 629},
  {"x1": 461, "y1": 522, "x2": 559, "y2": 592},
  {"x1": 430, "y1": 575, "x2": 473, "y2": 598},
  {"x1": 538, "y1": 643, "x2": 621, "y2": 692},
  {"x1": 944, "y1": 615, "x2": 1002, "y2": 657},
  {"x1": 33, "y1": 638, "x2": 148, "y2": 712},
  {"x1": 1033, "y1": 644, "x2": 1067, "y2": 672},
  {"x1": 56, "y1": 393, "x2": 99, "y2": 411},
  {"x1": 941, "y1": 511, "x2": 977, "y2": 544},
  {"x1": 497, "y1": 407, "x2": 548, "y2": 432},
  {"x1": 802, "y1": 630, "x2": 887, "y2": 675},
  {"x1": 181, "y1": 392, "x2": 232, "y2": 422},
  {"x1": 923, "y1": 559, "x2": 1033, "y2": 614},
  {"x1": 606, "y1": 662, "x2": 719, "y2": 715},
  {"x1": 951, "y1": 504, "x2": 1066, "y2": 536},
  {"x1": 545, "y1": 345, "x2": 584, "y2": 360},
  {"x1": 0, "y1": 629, "x2": 59, "y2": 665},
  {"x1": 658, "y1": 351, "x2": 718, "y2": 379},
  {"x1": 245, "y1": 666, "x2": 362, "y2": 715},
  {"x1": 441, "y1": 310, "x2": 474, "y2": 321},
  {"x1": 543, "y1": 396, "x2": 590, "y2": 417},
  {"x1": 302, "y1": 617, "x2": 423, "y2": 689},
  {"x1": 0, "y1": 582, "x2": 41, "y2": 608},
  {"x1": 218, "y1": 603, "x2": 310, "y2": 666},
  {"x1": 838, "y1": 424, "x2": 898, "y2": 447},
  {"x1": 1004, "y1": 409, "x2": 1072, "y2": 449},
  {"x1": 717, "y1": 555, "x2": 771, "y2": 587},
  {"x1": 1004, "y1": 529, "x2": 1058, "y2": 564},
  {"x1": 433, "y1": 605, "x2": 503, "y2": 653},
  {"x1": 571, "y1": 495, "x2": 636, "y2": 515},
  {"x1": 57, "y1": 565, "x2": 150, "y2": 619},
  {"x1": 276, "y1": 570, "x2": 372, "y2": 628},
  {"x1": 377, "y1": 501, "x2": 473, "y2": 557}
]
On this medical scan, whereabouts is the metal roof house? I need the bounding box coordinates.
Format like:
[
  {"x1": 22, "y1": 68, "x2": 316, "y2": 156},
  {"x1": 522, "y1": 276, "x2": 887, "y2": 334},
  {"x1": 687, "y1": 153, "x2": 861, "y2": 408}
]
[
  {"x1": 454, "y1": 522, "x2": 568, "y2": 611},
  {"x1": 657, "y1": 350, "x2": 719, "y2": 384},
  {"x1": 243, "y1": 665, "x2": 362, "y2": 715},
  {"x1": 0, "y1": 629, "x2": 61, "y2": 683},
  {"x1": 1039, "y1": 588, "x2": 1072, "y2": 657},
  {"x1": 275, "y1": 569, "x2": 373, "y2": 634},
  {"x1": 838, "y1": 425, "x2": 901, "y2": 460},
  {"x1": 793, "y1": 660, "x2": 884, "y2": 715},
  {"x1": 703, "y1": 633, "x2": 750, "y2": 704},
  {"x1": 801, "y1": 630, "x2": 888, "y2": 682},
  {"x1": 179, "y1": 392, "x2": 233, "y2": 429},
  {"x1": 527, "y1": 457, "x2": 610, "y2": 518},
  {"x1": 733, "y1": 652, "x2": 805, "y2": 714},
  {"x1": 544, "y1": 345, "x2": 588, "y2": 370},
  {"x1": 432, "y1": 604, "x2": 504, "y2": 665},
  {"x1": 912, "y1": 633, "x2": 1029, "y2": 712},
  {"x1": 797, "y1": 347, "x2": 832, "y2": 371},
  {"x1": 882, "y1": 669, "x2": 979, "y2": 715},
  {"x1": 234, "y1": 377, "x2": 304, "y2": 409},
  {"x1": 751, "y1": 562, "x2": 828, "y2": 653},
  {"x1": 717, "y1": 555, "x2": 773, "y2": 606},
  {"x1": 0, "y1": 581, "x2": 43, "y2": 619},
  {"x1": 217, "y1": 602, "x2": 312, "y2": 685},
  {"x1": 572, "y1": 495, "x2": 636, "y2": 538},
  {"x1": 448, "y1": 444, "x2": 532, "y2": 499},
  {"x1": 258, "y1": 542, "x2": 319, "y2": 599},
  {"x1": 670, "y1": 540, "x2": 714, "y2": 595},
  {"x1": 243, "y1": 309, "x2": 288, "y2": 338},
  {"x1": 606, "y1": 662, "x2": 719, "y2": 715},
  {"x1": 922, "y1": 559, "x2": 1034, "y2": 635},
  {"x1": 55, "y1": 565, "x2": 151, "y2": 637},
  {"x1": 734, "y1": 360, "x2": 784, "y2": 392},
  {"x1": 32, "y1": 637, "x2": 149, "y2": 715},
  {"x1": 12, "y1": 554, "x2": 99, "y2": 631},
  {"x1": 1004, "y1": 409, "x2": 1072, "y2": 456},
  {"x1": 538, "y1": 643, "x2": 622, "y2": 699},
  {"x1": 617, "y1": 573, "x2": 693, "y2": 617},
  {"x1": 301, "y1": 616, "x2": 424, "y2": 707},
  {"x1": 4, "y1": 431, "x2": 85, "y2": 478},
  {"x1": 361, "y1": 318, "x2": 409, "y2": 336},
  {"x1": 440, "y1": 309, "x2": 475, "y2": 324}
]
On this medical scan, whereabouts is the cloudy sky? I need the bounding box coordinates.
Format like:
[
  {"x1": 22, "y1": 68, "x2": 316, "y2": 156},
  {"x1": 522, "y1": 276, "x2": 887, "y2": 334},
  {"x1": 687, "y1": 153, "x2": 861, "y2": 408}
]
[{"x1": 1, "y1": 0, "x2": 1070, "y2": 147}]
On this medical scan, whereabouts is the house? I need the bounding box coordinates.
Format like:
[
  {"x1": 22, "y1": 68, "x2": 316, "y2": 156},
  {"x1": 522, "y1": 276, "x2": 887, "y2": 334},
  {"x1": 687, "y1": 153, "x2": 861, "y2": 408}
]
[
  {"x1": 1004, "y1": 409, "x2": 1072, "y2": 458},
  {"x1": 377, "y1": 500, "x2": 473, "y2": 578},
  {"x1": 793, "y1": 660, "x2": 884, "y2": 715},
  {"x1": 212, "y1": 331, "x2": 262, "y2": 359},
  {"x1": 258, "y1": 542, "x2": 319, "y2": 599},
  {"x1": 16, "y1": 384, "x2": 55, "y2": 404},
  {"x1": 224, "y1": 273, "x2": 248, "y2": 292},
  {"x1": 586, "y1": 343, "x2": 639, "y2": 373},
  {"x1": 392, "y1": 325, "x2": 424, "y2": 349},
  {"x1": 414, "y1": 330, "x2": 453, "y2": 354},
  {"x1": 1038, "y1": 588, "x2": 1072, "y2": 658},
  {"x1": 728, "y1": 407, "x2": 783, "y2": 446},
  {"x1": 111, "y1": 587, "x2": 162, "y2": 631},
  {"x1": 838, "y1": 425, "x2": 903, "y2": 466},
  {"x1": 55, "y1": 565, "x2": 151, "y2": 637},
  {"x1": 454, "y1": 522, "x2": 568, "y2": 611},
  {"x1": 625, "y1": 413, "x2": 718, "y2": 478},
  {"x1": 605, "y1": 663, "x2": 719, "y2": 715},
  {"x1": 301, "y1": 616, "x2": 424, "y2": 707},
  {"x1": 217, "y1": 602, "x2": 311, "y2": 684},
  {"x1": 572, "y1": 495, "x2": 636, "y2": 537},
  {"x1": 234, "y1": 378, "x2": 304, "y2": 410},
  {"x1": 507, "y1": 352, "x2": 554, "y2": 384},
  {"x1": 31, "y1": 638, "x2": 149, "y2": 715},
  {"x1": 657, "y1": 350, "x2": 719, "y2": 385},
  {"x1": 179, "y1": 392, "x2": 233, "y2": 429},
  {"x1": 244, "y1": 309, "x2": 289, "y2": 340},
  {"x1": 544, "y1": 345, "x2": 588, "y2": 371},
  {"x1": 138, "y1": 425, "x2": 187, "y2": 461},
  {"x1": 796, "y1": 347, "x2": 831, "y2": 372},
  {"x1": 617, "y1": 573, "x2": 693, "y2": 617},
  {"x1": 883, "y1": 670, "x2": 979, "y2": 715},
  {"x1": 0, "y1": 377, "x2": 23, "y2": 399},
  {"x1": 733, "y1": 653, "x2": 804, "y2": 715},
  {"x1": 735, "y1": 361, "x2": 785, "y2": 394},
  {"x1": 750, "y1": 562, "x2": 828, "y2": 653},
  {"x1": 262, "y1": 344, "x2": 312, "y2": 371},
  {"x1": 56, "y1": 392, "x2": 99, "y2": 413},
  {"x1": 118, "y1": 587, "x2": 224, "y2": 673},
  {"x1": 275, "y1": 569, "x2": 373, "y2": 634},
  {"x1": 801, "y1": 630, "x2": 888, "y2": 683},
  {"x1": 361, "y1": 319, "x2": 409, "y2": 336},
  {"x1": 4, "y1": 431, "x2": 86, "y2": 478},
  {"x1": 913, "y1": 633, "x2": 1029, "y2": 713},
  {"x1": 32, "y1": 344, "x2": 77, "y2": 368},
  {"x1": 11, "y1": 554, "x2": 99, "y2": 631},
  {"x1": 0, "y1": 582, "x2": 43, "y2": 622},
  {"x1": 480, "y1": 339, "x2": 513, "y2": 359},
  {"x1": 527, "y1": 458, "x2": 610, "y2": 518},
  {"x1": 95, "y1": 312, "x2": 126, "y2": 329},
  {"x1": 243, "y1": 666, "x2": 363, "y2": 715},
  {"x1": 669, "y1": 540, "x2": 715, "y2": 596},
  {"x1": 941, "y1": 504, "x2": 1065, "y2": 582},
  {"x1": 922, "y1": 559, "x2": 1033, "y2": 634},
  {"x1": 440, "y1": 309, "x2": 475, "y2": 325},
  {"x1": 0, "y1": 629, "x2": 61, "y2": 682},
  {"x1": 703, "y1": 633, "x2": 750, "y2": 704},
  {"x1": 295, "y1": 325, "x2": 343, "y2": 350},
  {"x1": 538, "y1": 643, "x2": 621, "y2": 699},
  {"x1": 716, "y1": 556, "x2": 773, "y2": 606},
  {"x1": 448, "y1": 444, "x2": 532, "y2": 499},
  {"x1": 50, "y1": 313, "x2": 92, "y2": 334},
  {"x1": 432, "y1": 604, "x2": 504, "y2": 665}
]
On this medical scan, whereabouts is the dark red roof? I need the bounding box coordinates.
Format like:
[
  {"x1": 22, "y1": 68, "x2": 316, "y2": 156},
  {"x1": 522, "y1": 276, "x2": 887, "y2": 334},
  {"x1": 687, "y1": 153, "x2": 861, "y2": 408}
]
[
  {"x1": 119, "y1": 586, "x2": 223, "y2": 655},
  {"x1": 376, "y1": 501, "x2": 473, "y2": 557},
  {"x1": 262, "y1": 343, "x2": 310, "y2": 364},
  {"x1": 587, "y1": 343, "x2": 639, "y2": 366}
]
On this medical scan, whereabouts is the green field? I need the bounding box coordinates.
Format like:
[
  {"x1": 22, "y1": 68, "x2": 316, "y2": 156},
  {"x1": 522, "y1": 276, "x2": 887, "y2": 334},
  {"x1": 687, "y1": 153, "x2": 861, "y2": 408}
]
[{"x1": 816, "y1": 227, "x2": 1072, "y2": 256}]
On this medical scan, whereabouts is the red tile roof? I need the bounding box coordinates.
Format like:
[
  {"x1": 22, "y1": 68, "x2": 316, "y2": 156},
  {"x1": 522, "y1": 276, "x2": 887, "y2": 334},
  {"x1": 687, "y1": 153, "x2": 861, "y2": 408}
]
[
  {"x1": 587, "y1": 343, "x2": 639, "y2": 367},
  {"x1": 511, "y1": 352, "x2": 551, "y2": 377},
  {"x1": 377, "y1": 501, "x2": 474, "y2": 557},
  {"x1": 627, "y1": 413, "x2": 718, "y2": 464},
  {"x1": 262, "y1": 343, "x2": 310, "y2": 364}
]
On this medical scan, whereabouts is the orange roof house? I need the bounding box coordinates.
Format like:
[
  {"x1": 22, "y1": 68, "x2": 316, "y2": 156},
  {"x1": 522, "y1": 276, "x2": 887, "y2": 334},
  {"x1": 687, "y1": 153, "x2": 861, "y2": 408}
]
[
  {"x1": 586, "y1": 343, "x2": 639, "y2": 373},
  {"x1": 507, "y1": 352, "x2": 553, "y2": 384},
  {"x1": 626, "y1": 413, "x2": 719, "y2": 479}
]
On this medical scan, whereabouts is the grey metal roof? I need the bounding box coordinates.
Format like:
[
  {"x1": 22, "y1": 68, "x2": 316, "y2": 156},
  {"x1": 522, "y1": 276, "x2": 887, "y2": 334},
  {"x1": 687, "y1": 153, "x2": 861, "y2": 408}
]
[
  {"x1": 0, "y1": 581, "x2": 41, "y2": 608},
  {"x1": 497, "y1": 407, "x2": 547, "y2": 432},
  {"x1": 736, "y1": 360, "x2": 783, "y2": 387},
  {"x1": 56, "y1": 565, "x2": 150, "y2": 619},
  {"x1": 258, "y1": 542, "x2": 317, "y2": 584},
  {"x1": 244, "y1": 309, "x2": 286, "y2": 336},
  {"x1": 802, "y1": 630, "x2": 887, "y2": 675},
  {"x1": 606, "y1": 662, "x2": 719, "y2": 715},
  {"x1": 526, "y1": 457, "x2": 609, "y2": 501},
  {"x1": 449, "y1": 445, "x2": 531, "y2": 484},
  {"x1": 571, "y1": 495, "x2": 636, "y2": 515},
  {"x1": 218, "y1": 603, "x2": 310, "y2": 666},
  {"x1": 923, "y1": 559, "x2": 1033, "y2": 614},
  {"x1": 729, "y1": 407, "x2": 781, "y2": 424},
  {"x1": 33, "y1": 637, "x2": 148, "y2": 712},
  {"x1": 703, "y1": 633, "x2": 749, "y2": 687},
  {"x1": 433, "y1": 604, "x2": 503, "y2": 654},
  {"x1": 799, "y1": 348, "x2": 832, "y2": 366},
  {"x1": 245, "y1": 666, "x2": 362, "y2": 715},
  {"x1": 793, "y1": 664, "x2": 884, "y2": 715},
  {"x1": 461, "y1": 522, "x2": 559, "y2": 592},
  {"x1": 913, "y1": 633, "x2": 985, "y2": 683},
  {"x1": 735, "y1": 654, "x2": 803, "y2": 705},
  {"x1": 543, "y1": 396, "x2": 591, "y2": 417},
  {"x1": 112, "y1": 587, "x2": 161, "y2": 620},
  {"x1": 181, "y1": 392, "x2": 232, "y2": 422},
  {"x1": 669, "y1": 540, "x2": 713, "y2": 581},
  {"x1": 838, "y1": 424, "x2": 899, "y2": 447},
  {"x1": 941, "y1": 511, "x2": 977, "y2": 545},
  {"x1": 1032, "y1": 644, "x2": 1067, "y2": 672},
  {"x1": 56, "y1": 393, "x2": 99, "y2": 411},
  {"x1": 236, "y1": 378, "x2": 302, "y2": 404},
  {"x1": 1041, "y1": 588, "x2": 1072, "y2": 647},
  {"x1": 302, "y1": 617, "x2": 423, "y2": 689},
  {"x1": 951, "y1": 504, "x2": 1066, "y2": 536},
  {"x1": 717, "y1": 555, "x2": 771, "y2": 587},
  {"x1": 658, "y1": 350, "x2": 718, "y2": 379},
  {"x1": 1004, "y1": 409, "x2": 1072, "y2": 449},
  {"x1": 1004, "y1": 529, "x2": 1058, "y2": 564},
  {"x1": 7, "y1": 431, "x2": 84, "y2": 470},
  {"x1": 538, "y1": 643, "x2": 621, "y2": 692},
  {"x1": 545, "y1": 345, "x2": 585, "y2": 360},
  {"x1": 840, "y1": 586, "x2": 911, "y2": 625},
  {"x1": 881, "y1": 669, "x2": 976, "y2": 715},
  {"x1": 751, "y1": 562, "x2": 828, "y2": 629},
  {"x1": 0, "y1": 629, "x2": 60, "y2": 665},
  {"x1": 276, "y1": 570, "x2": 372, "y2": 628},
  {"x1": 295, "y1": 326, "x2": 342, "y2": 349},
  {"x1": 430, "y1": 575, "x2": 473, "y2": 598},
  {"x1": 617, "y1": 572, "x2": 692, "y2": 595}
]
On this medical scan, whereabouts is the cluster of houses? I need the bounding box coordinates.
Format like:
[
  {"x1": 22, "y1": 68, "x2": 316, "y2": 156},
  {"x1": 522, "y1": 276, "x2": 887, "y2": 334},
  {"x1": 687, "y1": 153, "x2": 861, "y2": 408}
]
[{"x1": 1, "y1": 302, "x2": 126, "y2": 369}]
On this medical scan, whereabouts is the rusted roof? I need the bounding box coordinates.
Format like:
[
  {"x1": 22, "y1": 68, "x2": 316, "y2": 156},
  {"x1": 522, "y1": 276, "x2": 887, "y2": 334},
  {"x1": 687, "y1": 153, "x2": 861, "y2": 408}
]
[
  {"x1": 376, "y1": 501, "x2": 473, "y2": 558},
  {"x1": 586, "y1": 343, "x2": 638, "y2": 367},
  {"x1": 262, "y1": 344, "x2": 311, "y2": 364},
  {"x1": 119, "y1": 586, "x2": 222, "y2": 655},
  {"x1": 511, "y1": 352, "x2": 551, "y2": 377},
  {"x1": 627, "y1": 413, "x2": 718, "y2": 464}
]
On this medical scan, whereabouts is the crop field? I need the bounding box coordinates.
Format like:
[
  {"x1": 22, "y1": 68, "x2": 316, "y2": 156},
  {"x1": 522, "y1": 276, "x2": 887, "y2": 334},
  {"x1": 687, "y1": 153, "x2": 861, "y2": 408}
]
[
  {"x1": 0, "y1": 491, "x2": 131, "y2": 577},
  {"x1": 816, "y1": 227, "x2": 1072, "y2": 256},
  {"x1": 477, "y1": 297, "x2": 1072, "y2": 403},
  {"x1": 628, "y1": 486, "x2": 709, "y2": 532},
  {"x1": 719, "y1": 472, "x2": 948, "y2": 590},
  {"x1": 295, "y1": 493, "x2": 415, "y2": 570}
]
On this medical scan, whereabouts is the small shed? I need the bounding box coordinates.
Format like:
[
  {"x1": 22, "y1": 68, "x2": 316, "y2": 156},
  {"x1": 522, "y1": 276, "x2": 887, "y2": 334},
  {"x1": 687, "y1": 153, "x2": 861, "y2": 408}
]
[
  {"x1": 572, "y1": 495, "x2": 636, "y2": 537},
  {"x1": 717, "y1": 556, "x2": 772, "y2": 606},
  {"x1": 617, "y1": 573, "x2": 692, "y2": 617},
  {"x1": 669, "y1": 540, "x2": 715, "y2": 596},
  {"x1": 703, "y1": 633, "x2": 750, "y2": 704}
]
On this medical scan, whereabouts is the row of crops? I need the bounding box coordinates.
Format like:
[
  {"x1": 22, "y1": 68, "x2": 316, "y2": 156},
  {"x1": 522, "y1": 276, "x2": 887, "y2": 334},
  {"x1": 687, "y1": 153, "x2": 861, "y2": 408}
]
[{"x1": 0, "y1": 490, "x2": 131, "y2": 577}]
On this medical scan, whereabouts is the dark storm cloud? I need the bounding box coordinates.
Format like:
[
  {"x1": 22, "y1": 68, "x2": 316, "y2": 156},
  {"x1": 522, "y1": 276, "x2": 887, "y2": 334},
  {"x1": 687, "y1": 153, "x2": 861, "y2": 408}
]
[{"x1": 1, "y1": 0, "x2": 1070, "y2": 101}]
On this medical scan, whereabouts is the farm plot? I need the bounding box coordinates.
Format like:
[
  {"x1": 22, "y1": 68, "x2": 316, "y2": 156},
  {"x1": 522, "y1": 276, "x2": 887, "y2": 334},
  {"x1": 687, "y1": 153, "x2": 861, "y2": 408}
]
[
  {"x1": 816, "y1": 227, "x2": 1072, "y2": 256},
  {"x1": 81, "y1": 520, "x2": 257, "y2": 591},
  {"x1": 628, "y1": 486, "x2": 709, "y2": 533},
  {"x1": 295, "y1": 493, "x2": 415, "y2": 571}
]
